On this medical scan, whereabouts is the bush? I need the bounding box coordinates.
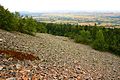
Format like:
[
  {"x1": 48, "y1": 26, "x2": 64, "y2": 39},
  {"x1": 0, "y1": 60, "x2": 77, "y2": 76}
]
[
  {"x1": 92, "y1": 30, "x2": 108, "y2": 51},
  {"x1": 17, "y1": 16, "x2": 37, "y2": 35},
  {"x1": 36, "y1": 23, "x2": 47, "y2": 33},
  {"x1": 109, "y1": 35, "x2": 120, "y2": 55},
  {"x1": 75, "y1": 30, "x2": 91, "y2": 44},
  {"x1": 64, "y1": 32, "x2": 76, "y2": 39},
  {"x1": 0, "y1": 5, "x2": 38, "y2": 35},
  {"x1": 0, "y1": 5, "x2": 15, "y2": 31}
]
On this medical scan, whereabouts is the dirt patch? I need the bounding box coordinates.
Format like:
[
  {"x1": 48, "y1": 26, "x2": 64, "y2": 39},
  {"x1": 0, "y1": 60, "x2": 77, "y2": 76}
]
[{"x1": 0, "y1": 50, "x2": 39, "y2": 61}]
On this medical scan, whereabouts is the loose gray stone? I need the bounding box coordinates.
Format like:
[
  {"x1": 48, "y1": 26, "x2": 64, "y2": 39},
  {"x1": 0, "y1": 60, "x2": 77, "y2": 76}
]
[
  {"x1": 0, "y1": 39, "x2": 3, "y2": 41},
  {"x1": 6, "y1": 77, "x2": 16, "y2": 80},
  {"x1": 0, "y1": 66, "x2": 3, "y2": 70},
  {"x1": 16, "y1": 64, "x2": 22, "y2": 70}
]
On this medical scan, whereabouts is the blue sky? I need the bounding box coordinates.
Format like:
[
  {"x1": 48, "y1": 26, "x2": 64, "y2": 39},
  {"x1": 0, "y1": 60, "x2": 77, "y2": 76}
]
[{"x1": 0, "y1": 0, "x2": 120, "y2": 12}]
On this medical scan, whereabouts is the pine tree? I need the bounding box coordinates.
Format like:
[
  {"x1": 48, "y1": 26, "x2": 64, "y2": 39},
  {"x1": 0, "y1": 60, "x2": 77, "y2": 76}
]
[
  {"x1": 92, "y1": 30, "x2": 108, "y2": 51},
  {"x1": 0, "y1": 5, "x2": 14, "y2": 31},
  {"x1": 75, "y1": 30, "x2": 91, "y2": 44}
]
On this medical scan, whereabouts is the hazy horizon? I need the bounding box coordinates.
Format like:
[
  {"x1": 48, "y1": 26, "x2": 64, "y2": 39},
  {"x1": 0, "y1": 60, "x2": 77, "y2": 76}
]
[{"x1": 0, "y1": 0, "x2": 120, "y2": 13}]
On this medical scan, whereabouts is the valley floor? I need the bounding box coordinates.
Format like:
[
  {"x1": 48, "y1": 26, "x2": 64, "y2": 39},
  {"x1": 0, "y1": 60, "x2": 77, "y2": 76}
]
[{"x1": 0, "y1": 29, "x2": 120, "y2": 80}]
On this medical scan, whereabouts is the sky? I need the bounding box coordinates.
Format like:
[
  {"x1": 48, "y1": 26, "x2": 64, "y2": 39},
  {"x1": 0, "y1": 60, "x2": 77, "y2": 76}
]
[{"x1": 0, "y1": 0, "x2": 120, "y2": 12}]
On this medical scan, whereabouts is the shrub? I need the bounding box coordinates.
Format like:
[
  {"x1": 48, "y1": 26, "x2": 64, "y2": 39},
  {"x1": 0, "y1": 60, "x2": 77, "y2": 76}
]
[
  {"x1": 36, "y1": 23, "x2": 47, "y2": 33},
  {"x1": 18, "y1": 16, "x2": 37, "y2": 35},
  {"x1": 64, "y1": 32, "x2": 76, "y2": 39},
  {"x1": 92, "y1": 30, "x2": 108, "y2": 51},
  {"x1": 75, "y1": 30, "x2": 91, "y2": 44},
  {"x1": 0, "y1": 5, "x2": 15, "y2": 31}
]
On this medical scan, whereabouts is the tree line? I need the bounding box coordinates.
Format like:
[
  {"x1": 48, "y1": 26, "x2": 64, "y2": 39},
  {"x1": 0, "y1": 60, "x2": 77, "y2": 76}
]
[
  {"x1": 0, "y1": 5, "x2": 120, "y2": 55},
  {"x1": 0, "y1": 5, "x2": 46, "y2": 35},
  {"x1": 45, "y1": 23, "x2": 120, "y2": 55}
]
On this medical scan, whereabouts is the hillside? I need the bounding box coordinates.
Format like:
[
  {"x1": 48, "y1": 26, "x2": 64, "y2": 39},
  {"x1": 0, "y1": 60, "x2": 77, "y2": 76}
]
[{"x1": 0, "y1": 29, "x2": 120, "y2": 80}]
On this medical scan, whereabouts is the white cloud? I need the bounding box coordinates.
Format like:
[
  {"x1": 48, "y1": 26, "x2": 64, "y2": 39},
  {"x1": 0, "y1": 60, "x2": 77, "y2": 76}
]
[{"x1": 0, "y1": 0, "x2": 120, "y2": 12}]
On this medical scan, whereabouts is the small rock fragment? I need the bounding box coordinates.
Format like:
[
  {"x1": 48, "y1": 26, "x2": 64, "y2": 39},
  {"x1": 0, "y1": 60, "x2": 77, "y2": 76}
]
[
  {"x1": 16, "y1": 64, "x2": 22, "y2": 70},
  {"x1": 0, "y1": 66, "x2": 3, "y2": 70},
  {"x1": 6, "y1": 77, "x2": 16, "y2": 80},
  {"x1": 0, "y1": 39, "x2": 3, "y2": 41}
]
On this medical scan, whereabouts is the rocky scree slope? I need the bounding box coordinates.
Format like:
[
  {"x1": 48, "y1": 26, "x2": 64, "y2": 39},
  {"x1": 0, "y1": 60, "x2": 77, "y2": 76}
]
[{"x1": 0, "y1": 29, "x2": 120, "y2": 80}]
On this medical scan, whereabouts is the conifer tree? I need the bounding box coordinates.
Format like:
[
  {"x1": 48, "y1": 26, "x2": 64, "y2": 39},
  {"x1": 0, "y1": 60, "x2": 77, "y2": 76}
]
[{"x1": 92, "y1": 30, "x2": 108, "y2": 50}]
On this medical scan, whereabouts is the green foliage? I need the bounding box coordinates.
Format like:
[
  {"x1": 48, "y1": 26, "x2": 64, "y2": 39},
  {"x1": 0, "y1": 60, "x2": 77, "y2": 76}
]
[
  {"x1": 18, "y1": 16, "x2": 37, "y2": 35},
  {"x1": 92, "y1": 30, "x2": 108, "y2": 51},
  {"x1": 12, "y1": 12, "x2": 21, "y2": 31},
  {"x1": 36, "y1": 22, "x2": 47, "y2": 33},
  {"x1": 75, "y1": 30, "x2": 91, "y2": 44},
  {"x1": 0, "y1": 5, "x2": 15, "y2": 31},
  {"x1": 64, "y1": 32, "x2": 76, "y2": 39},
  {"x1": 0, "y1": 5, "x2": 38, "y2": 35},
  {"x1": 102, "y1": 28, "x2": 120, "y2": 55}
]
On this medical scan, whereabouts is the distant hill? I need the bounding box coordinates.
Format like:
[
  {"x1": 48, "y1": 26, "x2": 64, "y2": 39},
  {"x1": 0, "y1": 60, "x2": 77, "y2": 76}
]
[{"x1": 19, "y1": 11, "x2": 42, "y2": 16}]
